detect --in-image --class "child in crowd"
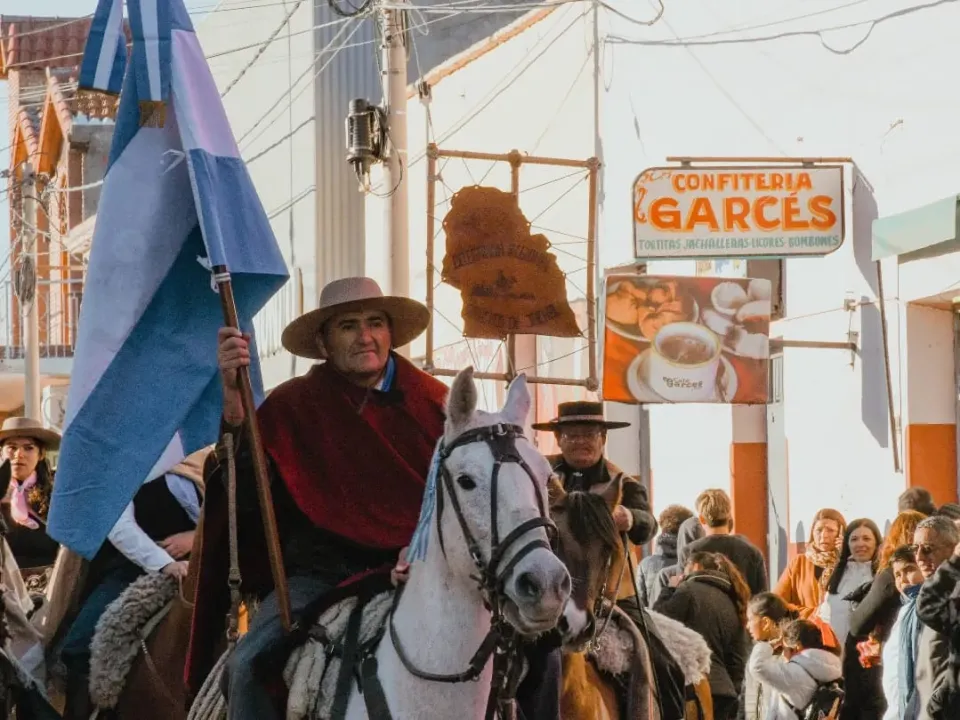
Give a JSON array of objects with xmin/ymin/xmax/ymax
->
[
  {"xmin": 879, "ymin": 545, "xmax": 925, "ymax": 720},
  {"xmin": 747, "ymin": 618, "xmax": 843, "ymax": 720}
]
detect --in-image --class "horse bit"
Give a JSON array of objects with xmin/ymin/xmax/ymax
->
[{"xmin": 388, "ymin": 423, "xmax": 557, "ymax": 720}]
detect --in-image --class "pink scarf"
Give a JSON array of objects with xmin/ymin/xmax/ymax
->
[{"xmin": 10, "ymin": 473, "xmax": 39, "ymax": 530}]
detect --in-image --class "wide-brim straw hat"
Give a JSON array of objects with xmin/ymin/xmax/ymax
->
[
  {"xmin": 0, "ymin": 417, "xmax": 61, "ymax": 450},
  {"xmin": 531, "ymin": 401, "xmax": 631, "ymax": 431},
  {"xmin": 281, "ymin": 277, "xmax": 430, "ymax": 360}
]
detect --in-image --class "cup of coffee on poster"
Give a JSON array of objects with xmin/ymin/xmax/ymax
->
[{"xmin": 647, "ymin": 321, "xmax": 722, "ymax": 401}]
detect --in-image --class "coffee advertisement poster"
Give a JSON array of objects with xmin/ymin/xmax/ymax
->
[{"xmin": 602, "ymin": 274, "xmax": 771, "ymax": 404}]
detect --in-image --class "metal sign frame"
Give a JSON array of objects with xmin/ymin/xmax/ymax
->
[{"xmin": 423, "ymin": 144, "xmax": 600, "ymax": 390}]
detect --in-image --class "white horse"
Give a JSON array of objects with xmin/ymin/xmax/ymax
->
[{"xmin": 343, "ymin": 367, "xmax": 571, "ymax": 719}]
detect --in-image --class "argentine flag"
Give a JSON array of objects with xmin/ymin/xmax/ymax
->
[{"xmin": 48, "ymin": 0, "xmax": 289, "ymax": 558}]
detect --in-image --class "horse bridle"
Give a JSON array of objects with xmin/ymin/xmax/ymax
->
[
  {"xmin": 554, "ymin": 517, "xmax": 624, "ymax": 652},
  {"xmin": 388, "ymin": 423, "xmax": 557, "ymax": 717},
  {"xmin": 589, "ymin": 536, "xmax": 627, "ymax": 650}
]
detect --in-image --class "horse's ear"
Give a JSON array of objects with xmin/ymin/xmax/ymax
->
[
  {"xmin": 548, "ymin": 474, "xmax": 567, "ymax": 510},
  {"xmin": 593, "ymin": 474, "xmax": 623, "ymax": 510},
  {"xmin": 447, "ymin": 366, "xmax": 478, "ymax": 429},
  {"xmin": 501, "ymin": 373, "xmax": 531, "ymax": 426}
]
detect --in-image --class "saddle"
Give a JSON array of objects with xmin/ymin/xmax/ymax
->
[
  {"xmin": 280, "ymin": 570, "xmax": 395, "ymax": 719},
  {"xmin": 88, "ymin": 573, "xmax": 177, "ymax": 710},
  {"xmin": 588, "ymin": 606, "xmax": 712, "ymax": 720}
]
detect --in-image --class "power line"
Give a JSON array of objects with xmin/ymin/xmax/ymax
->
[
  {"xmin": 220, "ymin": 0, "xmax": 308, "ymax": 97},
  {"xmin": 328, "ymin": 0, "xmax": 375, "ymax": 18},
  {"xmin": 237, "ymin": 16, "xmax": 365, "ymax": 150},
  {"xmin": 607, "ymin": 0, "xmax": 959, "ymax": 54}
]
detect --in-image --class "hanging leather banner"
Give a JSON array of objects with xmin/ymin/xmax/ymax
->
[{"xmin": 441, "ymin": 186, "xmax": 581, "ymax": 339}]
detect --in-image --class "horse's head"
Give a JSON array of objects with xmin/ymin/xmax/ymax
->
[
  {"xmin": 438, "ymin": 367, "xmax": 571, "ymax": 635},
  {"xmin": 550, "ymin": 475, "xmax": 625, "ymax": 650}
]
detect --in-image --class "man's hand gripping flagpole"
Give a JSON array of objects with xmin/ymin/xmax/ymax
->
[{"xmin": 214, "ymin": 266, "xmax": 292, "ymax": 631}]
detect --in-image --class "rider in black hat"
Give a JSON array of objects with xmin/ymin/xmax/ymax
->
[
  {"xmin": 533, "ymin": 401, "xmax": 657, "ymax": 546},
  {"xmin": 536, "ymin": 402, "xmax": 690, "ymax": 718}
]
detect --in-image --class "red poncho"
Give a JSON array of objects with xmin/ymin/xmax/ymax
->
[{"xmin": 185, "ymin": 356, "xmax": 447, "ymax": 691}]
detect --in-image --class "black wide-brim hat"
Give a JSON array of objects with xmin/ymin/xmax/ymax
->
[{"xmin": 531, "ymin": 401, "xmax": 631, "ymax": 431}]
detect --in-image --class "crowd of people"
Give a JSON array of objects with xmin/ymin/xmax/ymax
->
[
  {"xmin": 4, "ymin": 271, "xmax": 960, "ymax": 720},
  {"xmin": 637, "ymin": 486, "xmax": 960, "ymax": 720}
]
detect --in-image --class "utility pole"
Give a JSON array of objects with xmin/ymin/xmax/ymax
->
[
  {"xmin": 19, "ymin": 165, "xmax": 41, "ymax": 421},
  {"xmin": 382, "ymin": 0, "xmax": 409, "ymax": 351}
]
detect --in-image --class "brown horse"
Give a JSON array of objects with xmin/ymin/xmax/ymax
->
[
  {"xmin": 549, "ymin": 476, "xmax": 713, "ymax": 720},
  {"xmin": 107, "ymin": 512, "xmax": 206, "ymax": 720},
  {"xmin": 34, "ymin": 460, "xmax": 217, "ymax": 719}
]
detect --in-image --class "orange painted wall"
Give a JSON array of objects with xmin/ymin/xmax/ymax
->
[
  {"xmin": 905, "ymin": 423, "xmax": 958, "ymax": 506},
  {"xmin": 730, "ymin": 441, "xmax": 768, "ymax": 560}
]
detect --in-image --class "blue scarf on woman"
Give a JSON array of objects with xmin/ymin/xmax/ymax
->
[{"xmin": 899, "ymin": 583, "xmax": 923, "ymax": 718}]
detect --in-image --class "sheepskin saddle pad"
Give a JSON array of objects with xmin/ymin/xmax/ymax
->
[
  {"xmin": 89, "ymin": 573, "xmax": 177, "ymax": 709},
  {"xmin": 283, "ymin": 589, "xmax": 393, "ymax": 720},
  {"xmin": 589, "ymin": 607, "xmax": 711, "ymax": 685}
]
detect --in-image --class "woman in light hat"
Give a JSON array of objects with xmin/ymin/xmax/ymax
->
[{"xmin": 0, "ymin": 416, "xmax": 61, "ymax": 571}]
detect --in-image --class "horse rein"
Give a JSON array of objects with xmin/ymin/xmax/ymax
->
[
  {"xmin": 388, "ymin": 423, "xmax": 557, "ymax": 717},
  {"xmin": 589, "ymin": 539, "xmax": 627, "ymax": 651}
]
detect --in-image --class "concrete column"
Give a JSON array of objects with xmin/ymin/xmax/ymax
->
[
  {"xmin": 731, "ymin": 404, "xmax": 768, "ymax": 555},
  {"xmin": 904, "ymin": 304, "xmax": 957, "ymax": 505}
]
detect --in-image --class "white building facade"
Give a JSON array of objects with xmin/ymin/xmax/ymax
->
[{"xmin": 362, "ymin": 0, "xmax": 960, "ymax": 578}]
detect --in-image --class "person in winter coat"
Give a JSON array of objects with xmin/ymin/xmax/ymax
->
[
  {"xmin": 914, "ymin": 516, "xmax": 960, "ymax": 720},
  {"xmin": 848, "ymin": 511, "xmax": 926, "ymax": 662},
  {"xmin": 680, "ymin": 489, "xmax": 769, "ymax": 595},
  {"xmin": 742, "ymin": 593, "xmax": 799, "ymax": 720},
  {"xmin": 748, "ymin": 618, "xmax": 844, "ymax": 720},
  {"xmin": 638, "ymin": 504, "xmax": 694, "ymax": 606},
  {"xmin": 821, "ymin": 519, "xmax": 881, "ymax": 645},
  {"xmin": 651, "ymin": 515, "xmax": 705, "ymax": 605},
  {"xmin": 775, "ymin": 508, "xmax": 846, "ymax": 618},
  {"xmin": 655, "ymin": 551, "xmax": 751, "ymax": 720},
  {"xmin": 818, "ymin": 519, "xmax": 884, "ymax": 720},
  {"xmin": 879, "ymin": 545, "xmax": 924, "ymax": 720},
  {"xmin": 913, "ymin": 515, "xmax": 960, "ymax": 720}
]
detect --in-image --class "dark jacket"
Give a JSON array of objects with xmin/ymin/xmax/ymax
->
[
  {"xmin": 651, "ymin": 517, "xmax": 705, "ymax": 605},
  {"xmin": 638, "ymin": 533, "xmax": 678, "ymax": 606},
  {"xmin": 680, "ymin": 533, "xmax": 769, "ymax": 596},
  {"xmin": 848, "ymin": 567, "xmax": 900, "ymax": 642},
  {"xmin": 840, "ymin": 567, "xmax": 897, "ymax": 720},
  {"xmin": 916, "ymin": 557, "xmax": 960, "ymax": 720},
  {"xmin": 546, "ymin": 455, "xmax": 657, "ymax": 546},
  {"xmin": 654, "ymin": 569, "xmax": 748, "ymax": 700},
  {"xmin": 835, "ymin": 577, "xmax": 886, "ymax": 720}
]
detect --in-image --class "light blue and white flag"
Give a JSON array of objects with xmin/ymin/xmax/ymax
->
[{"xmin": 48, "ymin": 0, "xmax": 289, "ymax": 559}]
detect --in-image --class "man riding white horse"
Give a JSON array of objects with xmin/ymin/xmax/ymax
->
[{"xmin": 186, "ymin": 277, "xmax": 565, "ymax": 719}]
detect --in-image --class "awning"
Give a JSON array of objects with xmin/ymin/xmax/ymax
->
[{"xmin": 872, "ymin": 195, "xmax": 959, "ymax": 260}]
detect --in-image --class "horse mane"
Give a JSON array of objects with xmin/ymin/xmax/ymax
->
[{"xmin": 563, "ymin": 491, "xmax": 619, "ymax": 555}]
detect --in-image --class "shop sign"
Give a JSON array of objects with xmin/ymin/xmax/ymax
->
[
  {"xmin": 633, "ymin": 165, "xmax": 844, "ymax": 259},
  {"xmin": 441, "ymin": 185, "xmax": 581, "ymax": 339}
]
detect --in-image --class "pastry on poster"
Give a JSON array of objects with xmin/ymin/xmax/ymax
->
[
  {"xmin": 605, "ymin": 277, "xmax": 698, "ymax": 342},
  {"xmin": 700, "ymin": 279, "xmax": 771, "ymax": 360}
]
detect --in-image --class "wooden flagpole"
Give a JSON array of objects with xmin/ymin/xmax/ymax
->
[{"xmin": 214, "ymin": 266, "xmax": 292, "ymax": 630}]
